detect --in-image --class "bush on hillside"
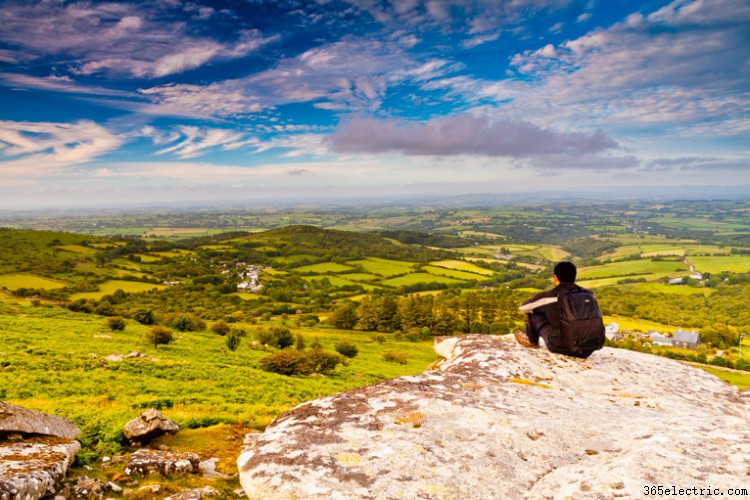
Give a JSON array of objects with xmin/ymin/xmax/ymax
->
[
  {"xmin": 211, "ymin": 320, "xmax": 230, "ymax": 336},
  {"xmin": 107, "ymin": 316, "xmax": 126, "ymax": 331},
  {"xmin": 334, "ymin": 341, "xmax": 358, "ymax": 358},
  {"xmin": 226, "ymin": 330, "xmax": 241, "ymax": 351},
  {"xmin": 146, "ymin": 326, "xmax": 173, "ymax": 349},
  {"xmin": 308, "ymin": 349, "xmax": 346, "ymax": 374},
  {"xmin": 259, "ymin": 350, "xmax": 313, "ymax": 376}
]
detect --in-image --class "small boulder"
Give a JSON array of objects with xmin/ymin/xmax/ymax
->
[
  {"xmin": 122, "ymin": 409, "xmax": 179, "ymax": 444},
  {"xmin": 124, "ymin": 449, "xmax": 200, "ymax": 477},
  {"xmin": 73, "ymin": 476, "xmax": 106, "ymax": 499}
]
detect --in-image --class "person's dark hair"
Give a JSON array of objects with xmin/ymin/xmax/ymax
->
[{"xmin": 554, "ymin": 261, "xmax": 576, "ymax": 283}]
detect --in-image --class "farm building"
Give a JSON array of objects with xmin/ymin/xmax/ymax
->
[
  {"xmin": 673, "ymin": 329, "xmax": 700, "ymax": 349},
  {"xmin": 605, "ymin": 322, "xmax": 621, "ymax": 341},
  {"xmin": 649, "ymin": 331, "xmax": 673, "ymax": 347}
]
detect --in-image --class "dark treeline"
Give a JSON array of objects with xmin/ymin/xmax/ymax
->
[{"xmin": 329, "ymin": 289, "xmax": 524, "ymax": 336}]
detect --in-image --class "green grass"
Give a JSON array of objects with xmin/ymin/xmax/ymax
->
[
  {"xmin": 687, "ymin": 255, "xmax": 750, "ymax": 274},
  {"xmin": 0, "ymin": 273, "xmax": 69, "ymax": 290},
  {"xmin": 699, "ymin": 367, "xmax": 750, "ymax": 390},
  {"xmin": 429, "ymin": 260, "xmax": 495, "ymax": 276},
  {"xmin": 291, "ymin": 262, "xmax": 355, "ymax": 274},
  {"xmin": 70, "ymin": 280, "xmax": 166, "ymax": 300},
  {"xmin": 380, "ymin": 272, "xmax": 461, "ymax": 287},
  {"xmin": 347, "ymin": 257, "xmax": 416, "ymax": 277},
  {"xmin": 56, "ymin": 244, "xmax": 98, "ymax": 255},
  {"xmin": 422, "ymin": 265, "xmax": 488, "ymax": 281},
  {"xmin": 0, "ymin": 303, "xmax": 436, "ymax": 461},
  {"xmin": 339, "ymin": 273, "xmax": 381, "ymax": 282},
  {"xmin": 578, "ymin": 259, "xmax": 687, "ymax": 280},
  {"xmin": 628, "ymin": 283, "xmax": 714, "ymax": 296},
  {"xmin": 302, "ymin": 275, "xmax": 381, "ymax": 291}
]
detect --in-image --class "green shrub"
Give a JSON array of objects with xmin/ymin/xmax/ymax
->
[
  {"xmin": 370, "ymin": 334, "xmax": 387, "ymax": 344},
  {"xmin": 270, "ymin": 326, "xmax": 294, "ymax": 349},
  {"xmin": 107, "ymin": 316, "xmax": 126, "ymax": 331},
  {"xmin": 735, "ymin": 357, "xmax": 750, "ymax": 371},
  {"xmin": 133, "ymin": 309, "xmax": 154, "ymax": 325},
  {"xmin": 173, "ymin": 314, "xmax": 205, "ymax": 332},
  {"xmin": 308, "ymin": 349, "xmax": 345, "ymax": 374},
  {"xmin": 295, "ymin": 333, "xmax": 307, "ymax": 350},
  {"xmin": 211, "ymin": 320, "xmax": 230, "ymax": 336},
  {"xmin": 226, "ymin": 330, "xmax": 241, "ymax": 351},
  {"xmin": 334, "ymin": 341, "xmax": 358, "ymax": 358},
  {"xmin": 259, "ymin": 350, "xmax": 313, "ymax": 376},
  {"xmin": 383, "ymin": 351, "xmax": 409, "ymax": 364},
  {"xmin": 146, "ymin": 326, "xmax": 173, "ymax": 349}
]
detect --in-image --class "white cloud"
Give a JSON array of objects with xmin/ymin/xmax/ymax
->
[
  {"xmin": 0, "ymin": 2, "xmax": 277, "ymax": 78},
  {"xmin": 0, "ymin": 120, "xmax": 123, "ymax": 177},
  {"xmin": 244, "ymin": 37, "xmax": 414, "ymax": 111},
  {"xmin": 505, "ymin": 0, "xmax": 750, "ymax": 134},
  {"xmin": 138, "ymin": 82, "xmax": 265, "ymax": 118},
  {"xmin": 143, "ymin": 126, "xmax": 259, "ymax": 159}
]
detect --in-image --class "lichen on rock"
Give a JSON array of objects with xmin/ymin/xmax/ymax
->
[{"xmin": 237, "ymin": 334, "xmax": 750, "ymax": 499}]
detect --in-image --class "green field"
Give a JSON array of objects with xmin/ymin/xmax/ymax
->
[
  {"xmin": 302, "ymin": 275, "xmax": 380, "ymax": 291},
  {"xmin": 699, "ymin": 367, "xmax": 750, "ymax": 390},
  {"xmin": 291, "ymin": 262, "xmax": 355, "ymax": 274},
  {"xmin": 628, "ymin": 283, "xmax": 714, "ymax": 296},
  {"xmin": 381, "ymin": 272, "xmax": 461, "ymax": 287},
  {"xmin": 578, "ymin": 259, "xmax": 687, "ymax": 280},
  {"xmin": 56, "ymin": 244, "xmax": 98, "ymax": 255},
  {"xmin": 0, "ymin": 273, "xmax": 69, "ymax": 290},
  {"xmin": 422, "ymin": 265, "xmax": 487, "ymax": 281},
  {"xmin": 340, "ymin": 273, "xmax": 380, "ymax": 282},
  {"xmin": 687, "ymin": 256, "xmax": 750, "ymax": 274},
  {"xmin": 70, "ymin": 280, "xmax": 166, "ymax": 300},
  {"xmin": 429, "ymin": 260, "xmax": 495, "ymax": 276},
  {"xmin": 347, "ymin": 257, "xmax": 416, "ymax": 277}
]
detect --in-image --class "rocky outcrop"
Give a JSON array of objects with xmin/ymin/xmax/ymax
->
[
  {"xmin": 237, "ymin": 334, "xmax": 750, "ymax": 499},
  {"xmin": 125, "ymin": 449, "xmax": 201, "ymax": 476},
  {"xmin": 0, "ymin": 402, "xmax": 79, "ymax": 439},
  {"xmin": 0, "ymin": 436, "xmax": 80, "ymax": 500},
  {"xmin": 0, "ymin": 404, "xmax": 81, "ymax": 500},
  {"xmin": 123, "ymin": 409, "xmax": 179, "ymax": 444}
]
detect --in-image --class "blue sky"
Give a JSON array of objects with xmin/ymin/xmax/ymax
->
[{"xmin": 0, "ymin": 0, "xmax": 748, "ymax": 208}]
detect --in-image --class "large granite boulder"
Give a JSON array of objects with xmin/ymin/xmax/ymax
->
[
  {"xmin": 0, "ymin": 402, "xmax": 79, "ymax": 439},
  {"xmin": 123, "ymin": 409, "xmax": 179, "ymax": 444},
  {"xmin": 237, "ymin": 334, "xmax": 750, "ymax": 499},
  {"xmin": 0, "ymin": 436, "xmax": 80, "ymax": 500},
  {"xmin": 0, "ymin": 403, "xmax": 81, "ymax": 500}
]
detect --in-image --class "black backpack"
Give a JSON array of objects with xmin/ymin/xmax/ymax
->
[{"xmin": 558, "ymin": 285, "xmax": 605, "ymax": 355}]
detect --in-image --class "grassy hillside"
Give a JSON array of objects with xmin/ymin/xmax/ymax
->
[{"xmin": 0, "ymin": 294, "xmax": 436, "ymax": 463}]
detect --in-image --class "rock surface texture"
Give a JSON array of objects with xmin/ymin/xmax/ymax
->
[
  {"xmin": 0, "ymin": 401, "xmax": 80, "ymax": 439},
  {"xmin": 0, "ymin": 403, "xmax": 81, "ymax": 500},
  {"xmin": 123, "ymin": 409, "xmax": 179, "ymax": 443},
  {"xmin": 237, "ymin": 334, "xmax": 750, "ymax": 499},
  {"xmin": 0, "ymin": 436, "xmax": 80, "ymax": 500},
  {"xmin": 125, "ymin": 449, "xmax": 201, "ymax": 476}
]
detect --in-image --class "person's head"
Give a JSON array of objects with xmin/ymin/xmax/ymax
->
[{"xmin": 553, "ymin": 261, "xmax": 576, "ymax": 285}]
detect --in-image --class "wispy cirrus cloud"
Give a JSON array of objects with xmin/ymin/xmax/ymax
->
[
  {"xmin": 344, "ymin": 0, "xmax": 574, "ymax": 33},
  {"xmin": 142, "ymin": 126, "xmax": 259, "ymax": 159},
  {"xmin": 330, "ymin": 115, "xmax": 618, "ymax": 158},
  {"xmin": 0, "ymin": 1, "xmax": 277, "ymax": 78},
  {"xmin": 245, "ymin": 36, "xmax": 414, "ymax": 112},
  {"xmin": 0, "ymin": 120, "xmax": 123, "ymax": 178}
]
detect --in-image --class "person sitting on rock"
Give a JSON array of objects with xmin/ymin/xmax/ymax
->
[{"xmin": 515, "ymin": 261, "xmax": 602, "ymax": 358}]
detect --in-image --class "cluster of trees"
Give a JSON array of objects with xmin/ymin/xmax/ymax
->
[
  {"xmin": 597, "ymin": 284, "xmax": 750, "ymax": 343},
  {"xmin": 330, "ymin": 289, "xmax": 524, "ymax": 335}
]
